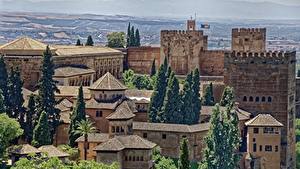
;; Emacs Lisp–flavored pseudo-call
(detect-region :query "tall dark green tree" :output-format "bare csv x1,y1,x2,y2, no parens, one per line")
76,39,82,46
0,90,5,113
85,35,94,46
32,111,51,147
150,59,156,77
178,138,190,169
160,72,181,123
148,57,168,123
203,82,215,106
0,56,8,110
126,22,131,47
200,103,240,169
130,26,135,47
180,72,194,125
220,86,234,107
191,68,201,124
135,29,141,47
38,46,60,142
69,85,86,147
25,94,36,143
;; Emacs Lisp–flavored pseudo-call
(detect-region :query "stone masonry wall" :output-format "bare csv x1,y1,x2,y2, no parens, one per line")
199,50,226,76
232,28,266,52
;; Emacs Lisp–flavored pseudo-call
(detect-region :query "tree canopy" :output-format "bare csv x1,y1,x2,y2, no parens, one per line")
32,111,51,147
107,32,126,48
126,23,141,47
85,35,94,46
178,138,190,169
202,82,215,106
220,86,234,107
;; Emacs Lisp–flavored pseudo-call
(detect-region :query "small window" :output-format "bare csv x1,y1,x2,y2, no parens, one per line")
255,97,259,102
253,143,257,152
260,145,262,151
253,138,256,142
143,133,147,138
129,156,132,161
140,156,144,161
132,156,135,161
162,134,167,139
96,110,103,117
87,143,90,150
243,96,247,102
245,38,249,42
182,135,187,138
136,156,139,161
249,96,254,102
253,128,259,134
125,156,128,161
116,126,120,133
265,145,272,152
112,126,115,133
268,97,272,102
261,97,266,102
275,146,279,152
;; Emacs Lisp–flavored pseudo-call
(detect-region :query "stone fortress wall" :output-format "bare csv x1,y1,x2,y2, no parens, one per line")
232,28,266,52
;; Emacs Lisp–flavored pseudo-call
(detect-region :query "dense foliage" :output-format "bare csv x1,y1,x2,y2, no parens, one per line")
202,82,215,106
32,111,51,147
107,32,126,48
220,86,234,107
85,35,94,46
150,59,156,77
126,22,141,47
76,39,82,46
0,56,8,111
178,138,190,169
122,69,154,90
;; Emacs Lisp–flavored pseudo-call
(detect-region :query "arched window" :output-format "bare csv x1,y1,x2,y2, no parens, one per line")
243,96,247,102
255,97,260,102
249,96,254,102
104,94,107,100
268,97,272,102
262,97,266,102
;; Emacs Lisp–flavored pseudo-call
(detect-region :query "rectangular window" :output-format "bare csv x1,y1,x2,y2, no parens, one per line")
260,145,262,151
275,146,279,152
253,128,259,134
263,127,275,134
253,138,256,142
143,133,147,138
96,110,103,117
162,134,167,139
265,145,272,152
253,143,257,152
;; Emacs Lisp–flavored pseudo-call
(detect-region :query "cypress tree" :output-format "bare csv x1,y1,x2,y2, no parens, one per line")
0,90,5,113
0,56,8,110
85,35,94,46
203,82,215,106
32,111,51,147
160,72,181,123
150,59,156,77
220,86,234,107
191,68,201,124
178,138,190,169
200,104,240,169
38,46,60,142
25,94,36,143
135,29,141,47
180,72,194,124
148,57,168,123
69,85,86,147
126,22,131,47
130,26,135,47
76,39,82,46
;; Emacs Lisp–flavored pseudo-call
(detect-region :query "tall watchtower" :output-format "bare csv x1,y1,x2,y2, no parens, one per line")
232,28,266,53
187,19,196,31
224,51,296,168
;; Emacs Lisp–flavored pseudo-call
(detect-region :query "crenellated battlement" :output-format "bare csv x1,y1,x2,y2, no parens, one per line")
232,28,266,34
225,51,296,64
161,30,204,36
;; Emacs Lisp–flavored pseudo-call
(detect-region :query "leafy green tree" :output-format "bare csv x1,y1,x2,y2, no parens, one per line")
203,82,215,106
85,35,94,46
32,111,51,147
0,90,5,113
69,85,86,147
24,94,36,143
160,71,181,123
76,39,82,46
37,46,60,142
107,32,126,48
148,57,168,122
191,68,201,124
178,138,190,169
297,142,300,169
180,72,194,124
122,69,135,88
75,119,97,160
220,86,234,107
150,59,156,77
130,26,135,47
0,56,8,111
126,22,131,47
0,114,23,160
135,28,141,47
200,103,240,169
155,156,177,169
58,144,79,161
296,119,300,142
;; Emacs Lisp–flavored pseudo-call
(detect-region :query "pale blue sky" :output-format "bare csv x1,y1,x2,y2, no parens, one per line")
0,0,300,19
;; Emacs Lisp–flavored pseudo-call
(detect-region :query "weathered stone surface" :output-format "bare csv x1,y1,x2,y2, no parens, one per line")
232,28,266,52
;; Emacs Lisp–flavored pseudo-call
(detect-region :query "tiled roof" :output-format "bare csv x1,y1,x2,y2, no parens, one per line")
75,133,110,143
201,106,251,121
54,86,91,99
38,145,69,158
90,72,127,91
245,114,283,127
54,45,122,56
85,98,120,109
94,135,156,151
54,67,95,78
133,122,210,133
106,100,136,120
0,37,50,51
9,144,41,155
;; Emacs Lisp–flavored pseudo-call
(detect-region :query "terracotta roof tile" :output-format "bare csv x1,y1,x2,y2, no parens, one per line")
38,145,69,158
54,67,95,78
90,72,127,91
9,144,41,155
54,45,122,56
75,133,110,143
0,37,49,51
201,106,251,121
106,100,136,120
54,86,91,99
85,98,120,109
245,114,283,127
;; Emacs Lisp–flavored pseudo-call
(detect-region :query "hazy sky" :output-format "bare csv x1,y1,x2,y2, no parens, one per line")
1,0,300,19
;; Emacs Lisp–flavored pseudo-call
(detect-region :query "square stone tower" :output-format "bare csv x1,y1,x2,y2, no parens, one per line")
160,20,207,75
232,28,266,52
224,51,296,168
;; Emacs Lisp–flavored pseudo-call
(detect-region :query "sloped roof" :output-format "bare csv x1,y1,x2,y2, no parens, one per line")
201,106,251,121
75,133,110,143
90,72,127,91
85,98,120,109
54,67,95,78
54,45,122,56
94,135,156,152
9,144,41,155
245,114,283,127
106,100,136,120
54,86,91,99
0,37,49,51
38,145,69,158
